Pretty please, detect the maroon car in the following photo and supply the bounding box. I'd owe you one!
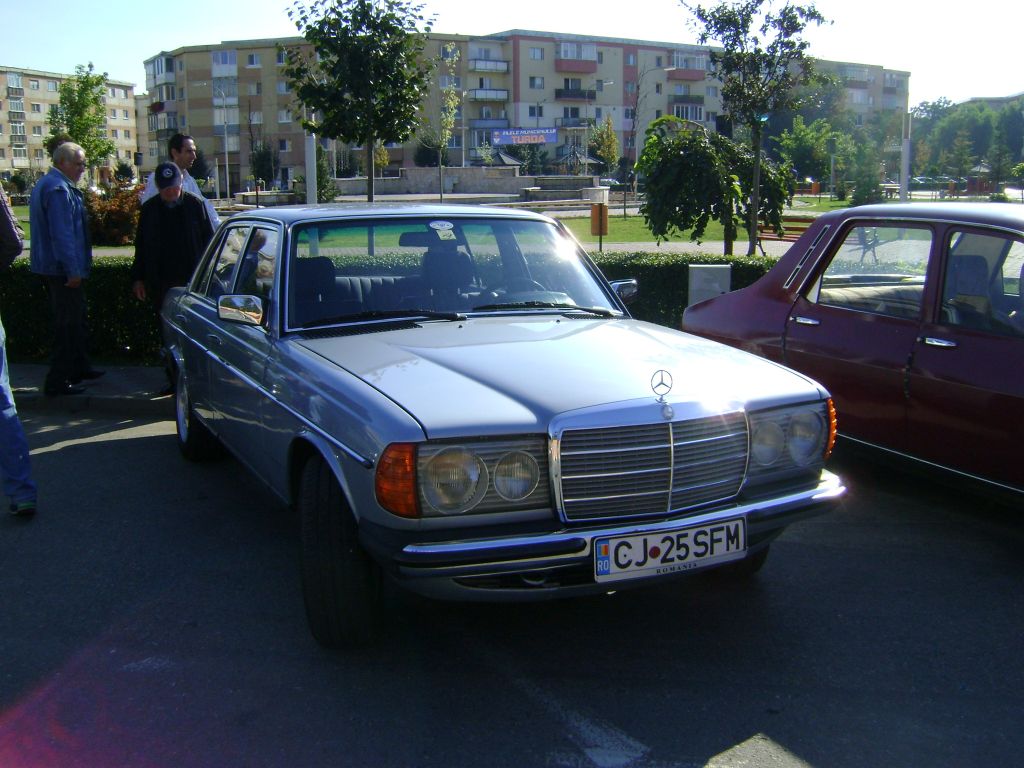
[683,203,1023,495]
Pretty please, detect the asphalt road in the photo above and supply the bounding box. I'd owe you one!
[1,412,1021,768]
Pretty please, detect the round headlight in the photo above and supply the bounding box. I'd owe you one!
[788,411,825,466]
[493,451,540,501]
[422,447,488,514]
[751,420,785,466]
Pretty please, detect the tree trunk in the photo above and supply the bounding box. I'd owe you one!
[365,141,375,202]
[747,124,763,257]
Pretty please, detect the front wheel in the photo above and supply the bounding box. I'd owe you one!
[298,454,381,648]
[175,367,222,462]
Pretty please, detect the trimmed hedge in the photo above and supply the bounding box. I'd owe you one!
[592,250,776,329]
[1,257,161,363]
[0,251,775,363]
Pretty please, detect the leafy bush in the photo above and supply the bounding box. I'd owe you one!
[593,250,775,329]
[989,192,1010,203]
[84,184,142,246]
[1,257,161,363]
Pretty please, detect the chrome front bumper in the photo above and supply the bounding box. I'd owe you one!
[391,470,845,600]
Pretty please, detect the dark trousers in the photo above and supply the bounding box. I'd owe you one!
[42,276,90,390]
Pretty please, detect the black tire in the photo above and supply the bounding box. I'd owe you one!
[175,367,222,462]
[298,454,381,648]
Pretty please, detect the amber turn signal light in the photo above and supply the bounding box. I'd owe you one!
[376,443,420,518]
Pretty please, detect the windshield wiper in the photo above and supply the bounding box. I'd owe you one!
[298,308,466,328]
[471,301,617,317]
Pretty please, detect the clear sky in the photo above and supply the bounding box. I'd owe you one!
[4,0,1019,107]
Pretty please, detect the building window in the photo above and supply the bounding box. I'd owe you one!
[276,81,290,94]
[249,110,263,124]
[277,109,292,123]
[247,82,262,96]
[626,53,636,66]
[29,79,39,90]
[9,97,23,111]
[673,103,704,121]
[706,86,718,98]
[13,147,27,158]
[559,42,597,62]
[276,50,286,65]
[246,53,261,67]
[655,56,663,67]
[674,84,690,95]
[595,107,602,120]
[47,80,57,91]
[31,102,42,113]
[31,125,42,136]
[122,108,129,119]
[439,75,461,89]
[529,47,544,60]
[125,129,130,139]
[10,123,25,136]
[111,108,118,118]
[529,105,543,118]
[529,76,544,89]
[625,81,636,94]
[278,139,291,152]
[212,50,237,66]
[624,107,635,120]
[7,72,22,87]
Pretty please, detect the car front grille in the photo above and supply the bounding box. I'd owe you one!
[557,413,748,522]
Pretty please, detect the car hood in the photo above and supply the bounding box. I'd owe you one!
[295,316,824,437]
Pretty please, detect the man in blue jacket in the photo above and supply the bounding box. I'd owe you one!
[29,141,102,396]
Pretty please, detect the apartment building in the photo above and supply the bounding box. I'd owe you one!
[141,30,910,191]
[0,66,137,181]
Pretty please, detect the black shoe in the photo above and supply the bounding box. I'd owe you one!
[10,501,36,517]
[45,382,87,397]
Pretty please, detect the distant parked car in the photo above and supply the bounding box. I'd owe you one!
[162,203,845,647]
[684,203,1024,496]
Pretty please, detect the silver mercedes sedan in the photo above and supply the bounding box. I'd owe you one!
[162,204,845,647]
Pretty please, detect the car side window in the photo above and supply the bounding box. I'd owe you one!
[197,225,252,300]
[236,227,278,299]
[942,230,1024,336]
[810,224,932,320]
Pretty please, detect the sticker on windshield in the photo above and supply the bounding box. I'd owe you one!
[429,220,457,240]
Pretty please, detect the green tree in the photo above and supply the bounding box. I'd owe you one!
[373,142,390,176]
[773,115,831,181]
[282,0,433,201]
[850,142,883,206]
[250,143,281,187]
[688,0,827,255]
[416,42,461,200]
[1011,162,1024,203]
[986,123,1012,189]
[589,114,620,174]
[944,129,975,182]
[316,144,336,201]
[637,116,791,255]
[113,159,135,187]
[47,63,116,171]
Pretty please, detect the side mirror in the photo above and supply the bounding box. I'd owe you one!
[610,279,639,305]
[217,295,265,326]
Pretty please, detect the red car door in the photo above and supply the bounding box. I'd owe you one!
[782,222,937,451]
[905,228,1024,490]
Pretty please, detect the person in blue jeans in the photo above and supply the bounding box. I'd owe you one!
[0,186,37,517]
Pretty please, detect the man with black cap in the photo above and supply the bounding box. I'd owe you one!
[131,161,216,393]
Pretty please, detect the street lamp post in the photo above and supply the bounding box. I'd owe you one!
[195,80,230,200]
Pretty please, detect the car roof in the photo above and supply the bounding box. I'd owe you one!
[820,202,1024,231]
[221,202,556,227]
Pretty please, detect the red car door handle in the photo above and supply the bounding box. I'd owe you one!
[923,336,957,348]
[792,315,820,326]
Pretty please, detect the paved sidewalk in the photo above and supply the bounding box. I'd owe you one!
[11,363,173,418]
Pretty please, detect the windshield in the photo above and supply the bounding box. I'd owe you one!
[285,216,618,329]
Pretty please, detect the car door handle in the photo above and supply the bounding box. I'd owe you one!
[205,334,223,347]
[792,315,820,326]
[923,336,957,348]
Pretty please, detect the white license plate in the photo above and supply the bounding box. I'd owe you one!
[594,519,746,583]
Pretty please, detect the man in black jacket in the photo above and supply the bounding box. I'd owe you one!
[131,161,216,392]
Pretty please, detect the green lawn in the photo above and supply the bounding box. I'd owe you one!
[12,205,30,240]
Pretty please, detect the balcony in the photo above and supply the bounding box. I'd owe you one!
[8,111,26,121]
[554,58,597,74]
[6,86,24,97]
[469,118,509,129]
[467,88,508,101]
[149,101,165,114]
[468,59,509,73]
[555,88,596,101]
[8,135,28,145]
[670,94,704,105]
[554,117,595,128]
[667,68,706,82]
